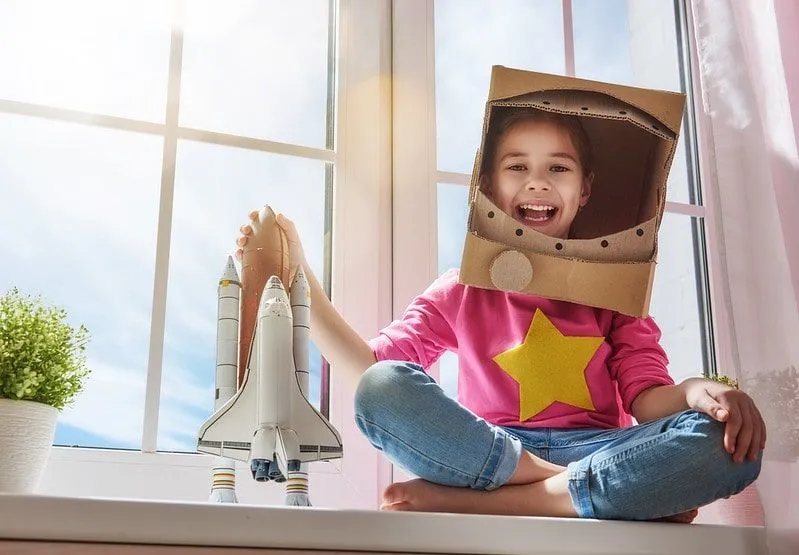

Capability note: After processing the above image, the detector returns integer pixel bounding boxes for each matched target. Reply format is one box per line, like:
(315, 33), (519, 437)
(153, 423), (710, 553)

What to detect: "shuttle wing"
(289, 370), (343, 463)
(196, 333), (260, 462)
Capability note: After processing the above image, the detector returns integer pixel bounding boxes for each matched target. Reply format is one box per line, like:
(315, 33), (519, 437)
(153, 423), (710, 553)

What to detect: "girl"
(235, 109), (765, 522)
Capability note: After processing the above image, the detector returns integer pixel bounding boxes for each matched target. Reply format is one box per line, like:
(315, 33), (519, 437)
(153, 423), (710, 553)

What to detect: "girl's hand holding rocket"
(236, 210), (308, 282)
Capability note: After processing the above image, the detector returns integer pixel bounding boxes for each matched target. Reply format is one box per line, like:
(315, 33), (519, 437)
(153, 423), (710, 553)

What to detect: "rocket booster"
(209, 257), (241, 504)
(216, 256), (240, 410)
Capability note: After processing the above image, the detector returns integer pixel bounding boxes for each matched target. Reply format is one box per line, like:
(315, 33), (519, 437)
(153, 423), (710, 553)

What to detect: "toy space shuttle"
(197, 206), (343, 506)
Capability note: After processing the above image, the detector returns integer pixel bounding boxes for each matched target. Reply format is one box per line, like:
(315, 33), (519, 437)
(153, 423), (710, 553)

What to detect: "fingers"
(698, 392), (729, 422)
(276, 213), (298, 237)
(732, 406), (752, 463)
(722, 405), (742, 455)
(746, 403), (762, 462)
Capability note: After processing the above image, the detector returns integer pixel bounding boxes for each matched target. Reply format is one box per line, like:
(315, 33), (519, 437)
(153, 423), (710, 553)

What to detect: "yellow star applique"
(493, 309), (605, 421)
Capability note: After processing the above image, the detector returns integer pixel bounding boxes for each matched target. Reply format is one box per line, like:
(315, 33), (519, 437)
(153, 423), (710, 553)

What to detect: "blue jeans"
(353, 360), (762, 520)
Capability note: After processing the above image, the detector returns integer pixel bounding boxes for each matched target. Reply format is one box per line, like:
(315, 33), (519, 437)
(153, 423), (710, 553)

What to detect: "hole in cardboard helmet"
(515, 228), (523, 236)
(636, 228), (644, 236)
(488, 211), (495, 218)
(601, 240), (609, 248)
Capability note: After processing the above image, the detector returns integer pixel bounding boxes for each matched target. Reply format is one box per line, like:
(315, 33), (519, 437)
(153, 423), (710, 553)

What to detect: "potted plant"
(0, 287), (91, 494)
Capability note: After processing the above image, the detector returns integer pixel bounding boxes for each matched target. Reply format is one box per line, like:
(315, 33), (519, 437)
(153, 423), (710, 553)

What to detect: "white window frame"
(390, 0), (724, 432)
(31, 0), (395, 509)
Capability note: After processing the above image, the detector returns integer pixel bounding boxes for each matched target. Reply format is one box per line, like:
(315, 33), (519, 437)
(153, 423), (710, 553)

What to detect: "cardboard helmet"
(458, 66), (687, 317)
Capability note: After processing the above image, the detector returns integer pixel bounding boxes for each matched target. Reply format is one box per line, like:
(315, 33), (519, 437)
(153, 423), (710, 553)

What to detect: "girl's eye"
(507, 164), (526, 171)
(550, 165), (570, 173)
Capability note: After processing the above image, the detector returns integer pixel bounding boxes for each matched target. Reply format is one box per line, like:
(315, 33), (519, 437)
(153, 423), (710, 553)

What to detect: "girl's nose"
(524, 175), (551, 191)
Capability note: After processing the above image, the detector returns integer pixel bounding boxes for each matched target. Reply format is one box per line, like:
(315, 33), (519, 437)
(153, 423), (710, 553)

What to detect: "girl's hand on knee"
(686, 379), (767, 464)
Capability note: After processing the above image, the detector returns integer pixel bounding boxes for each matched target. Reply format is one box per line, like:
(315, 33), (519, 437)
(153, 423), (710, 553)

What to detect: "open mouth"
(515, 203), (558, 226)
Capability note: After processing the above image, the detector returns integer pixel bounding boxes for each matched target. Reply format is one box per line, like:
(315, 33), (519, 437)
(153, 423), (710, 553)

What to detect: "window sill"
(0, 493), (767, 555)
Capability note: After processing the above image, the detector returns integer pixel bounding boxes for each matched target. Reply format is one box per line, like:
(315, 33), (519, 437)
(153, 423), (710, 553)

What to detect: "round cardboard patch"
(490, 250), (533, 291)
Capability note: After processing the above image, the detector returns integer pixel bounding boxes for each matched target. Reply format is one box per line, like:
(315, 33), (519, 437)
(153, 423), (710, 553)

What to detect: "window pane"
(179, 0), (332, 149)
(437, 183), (470, 275)
(436, 183), (470, 400)
(158, 140), (329, 452)
(435, 184), (706, 393)
(434, 0), (565, 175)
(650, 212), (706, 384)
(0, 0), (171, 122)
(0, 114), (163, 449)
(572, 0), (633, 85)
(572, 0), (692, 203)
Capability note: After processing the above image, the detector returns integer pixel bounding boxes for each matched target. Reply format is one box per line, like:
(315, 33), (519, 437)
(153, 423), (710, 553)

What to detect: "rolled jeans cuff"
(476, 429), (522, 491)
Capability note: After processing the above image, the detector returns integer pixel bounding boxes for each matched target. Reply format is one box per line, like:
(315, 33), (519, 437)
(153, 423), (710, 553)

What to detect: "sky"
(0, 0), (705, 452)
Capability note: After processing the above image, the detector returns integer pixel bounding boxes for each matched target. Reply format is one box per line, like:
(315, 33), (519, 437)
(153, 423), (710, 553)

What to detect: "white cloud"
(0, 0), (172, 121)
(58, 359), (147, 448)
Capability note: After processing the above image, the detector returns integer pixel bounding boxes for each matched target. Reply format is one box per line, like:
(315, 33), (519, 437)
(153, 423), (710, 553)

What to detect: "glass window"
(158, 141), (329, 452)
(0, 114), (163, 449)
(1, 1), (336, 453)
(649, 213), (706, 383)
(0, 0), (171, 122)
(434, 0), (565, 175)
(436, 182), (470, 399)
(572, 0), (633, 85)
(572, 0), (692, 204)
(179, 0), (332, 148)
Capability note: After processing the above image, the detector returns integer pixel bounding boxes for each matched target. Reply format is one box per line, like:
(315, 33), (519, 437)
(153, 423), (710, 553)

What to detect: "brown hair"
(479, 107), (594, 186)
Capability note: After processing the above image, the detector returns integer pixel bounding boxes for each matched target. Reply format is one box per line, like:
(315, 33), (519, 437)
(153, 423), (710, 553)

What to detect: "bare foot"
(380, 474), (578, 518)
(655, 508), (699, 524)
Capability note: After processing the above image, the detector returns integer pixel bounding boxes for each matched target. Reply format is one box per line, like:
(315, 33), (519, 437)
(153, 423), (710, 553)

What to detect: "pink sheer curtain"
(689, 0), (799, 552)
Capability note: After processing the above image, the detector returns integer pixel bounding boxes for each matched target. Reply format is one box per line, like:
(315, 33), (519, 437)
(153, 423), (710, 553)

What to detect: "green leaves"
(0, 287), (91, 411)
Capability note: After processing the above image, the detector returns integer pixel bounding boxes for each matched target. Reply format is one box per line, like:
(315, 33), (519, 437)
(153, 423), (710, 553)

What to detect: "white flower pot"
(0, 398), (59, 494)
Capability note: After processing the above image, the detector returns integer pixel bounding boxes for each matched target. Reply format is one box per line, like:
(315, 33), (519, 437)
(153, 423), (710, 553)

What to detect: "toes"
(382, 482), (404, 506)
(657, 508), (699, 524)
(239, 224), (252, 236)
(380, 501), (413, 512)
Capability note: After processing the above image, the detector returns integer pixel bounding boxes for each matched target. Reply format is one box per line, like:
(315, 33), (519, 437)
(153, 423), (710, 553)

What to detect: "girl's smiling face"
(481, 117), (593, 240)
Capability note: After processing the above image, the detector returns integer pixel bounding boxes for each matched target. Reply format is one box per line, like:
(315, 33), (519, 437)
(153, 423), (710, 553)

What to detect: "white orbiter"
(197, 206), (343, 506)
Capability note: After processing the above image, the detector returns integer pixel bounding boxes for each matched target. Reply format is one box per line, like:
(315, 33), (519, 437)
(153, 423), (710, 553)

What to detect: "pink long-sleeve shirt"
(368, 268), (674, 429)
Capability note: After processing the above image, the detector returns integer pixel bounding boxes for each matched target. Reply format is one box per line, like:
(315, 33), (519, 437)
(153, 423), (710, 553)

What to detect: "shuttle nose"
(257, 276), (291, 320)
(266, 275), (285, 290)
